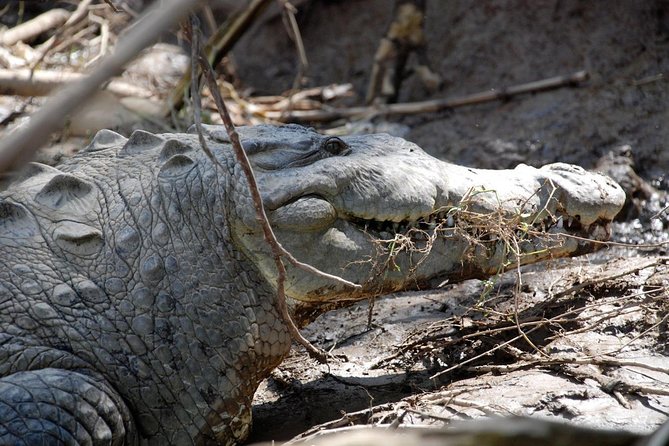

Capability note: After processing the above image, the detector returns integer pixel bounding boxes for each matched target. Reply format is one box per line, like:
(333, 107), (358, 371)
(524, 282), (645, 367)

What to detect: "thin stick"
(549, 259), (663, 300)
(168, 0), (273, 111)
(429, 324), (545, 380)
(278, 0), (309, 91)
(0, 8), (70, 46)
(103, 0), (121, 13)
(192, 20), (359, 363)
(85, 13), (111, 68)
(30, 0), (93, 71)
(0, 68), (149, 97)
(0, 0), (201, 175)
(512, 237), (549, 357)
(195, 64), (360, 287)
(259, 70), (589, 122)
(198, 54), (328, 362)
(470, 355), (669, 376)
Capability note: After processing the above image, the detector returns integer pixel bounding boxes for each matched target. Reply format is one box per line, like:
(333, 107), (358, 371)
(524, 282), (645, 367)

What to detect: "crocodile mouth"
(269, 195), (612, 245)
(349, 209), (611, 244)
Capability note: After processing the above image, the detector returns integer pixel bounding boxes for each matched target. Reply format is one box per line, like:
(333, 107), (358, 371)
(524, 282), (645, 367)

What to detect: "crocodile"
(0, 124), (624, 445)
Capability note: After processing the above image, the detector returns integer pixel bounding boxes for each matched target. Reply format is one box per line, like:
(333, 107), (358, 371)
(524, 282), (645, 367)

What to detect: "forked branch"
(186, 16), (359, 363)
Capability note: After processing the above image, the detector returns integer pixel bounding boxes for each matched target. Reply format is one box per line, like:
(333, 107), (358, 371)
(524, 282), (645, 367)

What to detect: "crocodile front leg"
(0, 368), (135, 445)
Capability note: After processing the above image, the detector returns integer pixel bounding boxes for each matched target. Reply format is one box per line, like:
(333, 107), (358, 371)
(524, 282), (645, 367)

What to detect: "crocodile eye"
(323, 137), (348, 155)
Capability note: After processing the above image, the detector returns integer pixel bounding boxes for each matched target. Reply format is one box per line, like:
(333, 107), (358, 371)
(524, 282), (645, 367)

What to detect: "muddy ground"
(250, 253), (668, 443)
(233, 1), (669, 443)
(1, 0), (668, 444)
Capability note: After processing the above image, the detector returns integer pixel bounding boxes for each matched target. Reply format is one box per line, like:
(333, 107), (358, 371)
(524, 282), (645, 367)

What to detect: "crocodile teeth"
(446, 216), (454, 227)
(555, 216), (563, 229)
(567, 217), (574, 228)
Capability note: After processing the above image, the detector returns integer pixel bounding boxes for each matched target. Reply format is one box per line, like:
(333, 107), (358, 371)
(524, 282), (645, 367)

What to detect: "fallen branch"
(284, 403), (400, 444)
(549, 258), (664, 300)
(469, 355), (669, 376)
(0, 0), (200, 175)
(0, 8), (71, 46)
(561, 364), (669, 398)
(278, 0), (309, 91)
(30, 0), (93, 71)
(0, 68), (151, 98)
(168, 0), (273, 111)
(365, 0), (439, 104)
(257, 70), (589, 122)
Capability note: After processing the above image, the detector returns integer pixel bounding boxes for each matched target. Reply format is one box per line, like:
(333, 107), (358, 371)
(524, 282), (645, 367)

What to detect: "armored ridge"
(0, 124), (624, 445)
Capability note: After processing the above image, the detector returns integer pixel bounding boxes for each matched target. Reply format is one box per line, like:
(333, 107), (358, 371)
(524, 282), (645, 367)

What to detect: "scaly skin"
(0, 124), (624, 445)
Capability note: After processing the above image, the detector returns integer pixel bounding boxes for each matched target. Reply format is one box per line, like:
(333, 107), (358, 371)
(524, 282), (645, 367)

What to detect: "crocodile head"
(220, 125), (624, 325)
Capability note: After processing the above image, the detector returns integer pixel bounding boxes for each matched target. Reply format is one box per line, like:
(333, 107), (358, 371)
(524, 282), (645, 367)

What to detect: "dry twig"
(257, 70), (589, 122)
(284, 403), (400, 444)
(0, 68), (151, 97)
(187, 17), (360, 363)
(278, 0), (309, 91)
(0, 0), (200, 175)
(366, 0), (439, 104)
(168, 0), (273, 111)
(103, 0), (122, 13)
(30, 0), (93, 71)
(0, 8), (70, 46)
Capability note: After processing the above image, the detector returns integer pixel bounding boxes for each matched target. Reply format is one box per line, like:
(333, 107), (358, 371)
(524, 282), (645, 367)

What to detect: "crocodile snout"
(537, 163), (626, 226)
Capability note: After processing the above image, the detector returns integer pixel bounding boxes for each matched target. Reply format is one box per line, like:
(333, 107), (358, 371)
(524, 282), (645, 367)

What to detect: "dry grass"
(367, 182), (565, 293)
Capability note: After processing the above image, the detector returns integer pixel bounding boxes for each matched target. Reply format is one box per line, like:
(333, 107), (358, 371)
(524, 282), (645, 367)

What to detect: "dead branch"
(168, 0), (273, 111)
(561, 364), (669, 398)
(30, 0), (93, 70)
(0, 46), (26, 69)
(278, 0), (309, 91)
(48, 24), (98, 55)
(85, 13), (111, 68)
(549, 258), (665, 300)
(189, 17), (360, 363)
(469, 355), (669, 376)
(103, 1), (122, 13)
(260, 70), (588, 122)
(0, 68), (151, 98)
(0, 8), (71, 46)
(284, 403), (400, 444)
(0, 0), (200, 176)
(366, 0), (440, 104)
